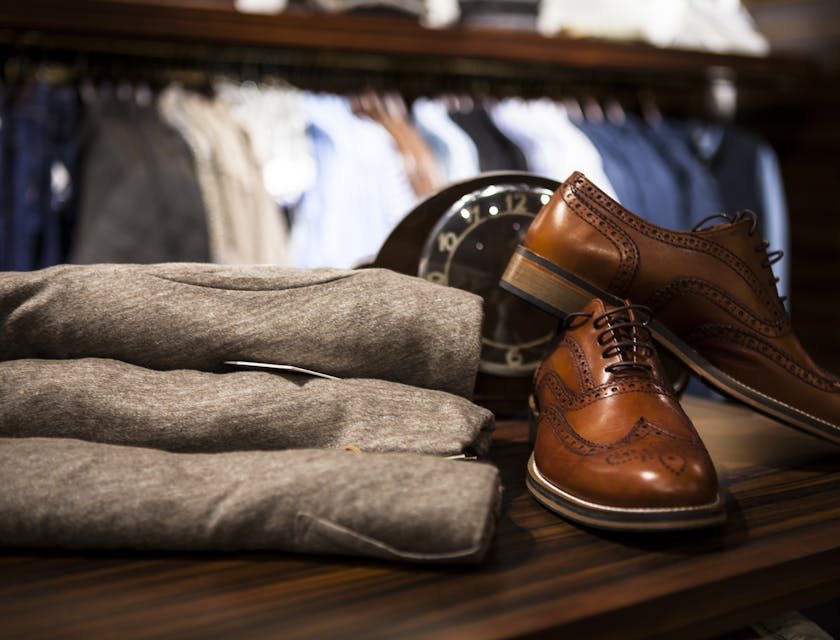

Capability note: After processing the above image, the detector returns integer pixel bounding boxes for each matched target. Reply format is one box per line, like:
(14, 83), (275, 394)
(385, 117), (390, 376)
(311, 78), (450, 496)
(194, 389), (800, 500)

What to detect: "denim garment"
(0, 81), (9, 269)
(47, 84), (79, 267)
(8, 81), (78, 271)
(8, 81), (50, 270)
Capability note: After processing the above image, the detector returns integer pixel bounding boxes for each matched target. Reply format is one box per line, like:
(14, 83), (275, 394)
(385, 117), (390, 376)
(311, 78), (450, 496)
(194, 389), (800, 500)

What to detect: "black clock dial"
(418, 184), (559, 376)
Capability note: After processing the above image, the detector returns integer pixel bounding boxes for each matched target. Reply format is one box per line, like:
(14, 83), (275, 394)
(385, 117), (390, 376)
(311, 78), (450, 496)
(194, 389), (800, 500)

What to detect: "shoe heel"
(501, 248), (594, 317)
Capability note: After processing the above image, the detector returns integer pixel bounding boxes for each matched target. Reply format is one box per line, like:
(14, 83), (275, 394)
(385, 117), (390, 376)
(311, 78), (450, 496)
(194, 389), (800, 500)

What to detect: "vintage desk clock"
(373, 172), (562, 412)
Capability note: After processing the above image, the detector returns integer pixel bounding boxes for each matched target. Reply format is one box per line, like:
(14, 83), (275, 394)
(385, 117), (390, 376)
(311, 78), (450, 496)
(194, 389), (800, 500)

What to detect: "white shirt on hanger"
(412, 97), (481, 183)
(292, 93), (416, 269)
(490, 97), (617, 197)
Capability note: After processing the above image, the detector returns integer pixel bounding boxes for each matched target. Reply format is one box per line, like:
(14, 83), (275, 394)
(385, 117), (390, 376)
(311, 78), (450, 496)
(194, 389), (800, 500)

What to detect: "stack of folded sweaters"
(0, 264), (501, 563)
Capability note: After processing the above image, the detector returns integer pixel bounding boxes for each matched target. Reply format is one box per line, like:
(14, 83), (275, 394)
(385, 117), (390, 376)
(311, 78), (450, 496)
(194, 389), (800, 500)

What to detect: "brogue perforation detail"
(538, 370), (672, 411)
(687, 324), (840, 392)
(571, 176), (785, 319)
(543, 408), (701, 476)
(562, 187), (639, 295)
(646, 277), (791, 336)
(563, 335), (594, 391)
(539, 370), (578, 407)
(658, 453), (688, 476)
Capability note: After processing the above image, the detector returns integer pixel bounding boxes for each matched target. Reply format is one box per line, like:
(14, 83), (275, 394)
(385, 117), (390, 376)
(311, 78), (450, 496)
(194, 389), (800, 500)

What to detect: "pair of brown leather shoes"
(502, 172), (840, 531)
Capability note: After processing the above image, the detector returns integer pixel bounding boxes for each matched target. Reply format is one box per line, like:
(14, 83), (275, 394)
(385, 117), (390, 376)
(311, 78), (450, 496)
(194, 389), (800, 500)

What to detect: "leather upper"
(532, 299), (719, 509)
(524, 172), (840, 429)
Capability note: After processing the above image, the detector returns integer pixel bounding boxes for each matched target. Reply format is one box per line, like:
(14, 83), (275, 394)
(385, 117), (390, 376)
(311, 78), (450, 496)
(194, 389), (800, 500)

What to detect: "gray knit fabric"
(0, 263), (483, 398)
(0, 438), (501, 563)
(0, 263), (500, 563)
(0, 358), (494, 456)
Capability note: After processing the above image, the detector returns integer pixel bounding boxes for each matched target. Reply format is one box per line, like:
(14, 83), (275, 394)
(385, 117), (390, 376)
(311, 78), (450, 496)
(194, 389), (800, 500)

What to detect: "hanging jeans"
(6, 81), (78, 270)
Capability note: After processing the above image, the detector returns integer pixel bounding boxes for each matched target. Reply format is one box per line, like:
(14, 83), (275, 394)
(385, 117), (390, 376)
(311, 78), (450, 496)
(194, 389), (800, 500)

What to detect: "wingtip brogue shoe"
(502, 172), (840, 446)
(527, 299), (724, 531)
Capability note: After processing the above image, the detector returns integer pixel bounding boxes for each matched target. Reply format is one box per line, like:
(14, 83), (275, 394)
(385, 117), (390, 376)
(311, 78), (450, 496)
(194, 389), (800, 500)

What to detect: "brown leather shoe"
(528, 298), (724, 530)
(502, 172), (840, 446)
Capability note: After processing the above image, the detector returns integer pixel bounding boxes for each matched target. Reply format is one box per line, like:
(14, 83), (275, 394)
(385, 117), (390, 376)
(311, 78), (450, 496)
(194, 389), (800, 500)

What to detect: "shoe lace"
(692, 210), (787, 305)
(564, 304), (655, 374)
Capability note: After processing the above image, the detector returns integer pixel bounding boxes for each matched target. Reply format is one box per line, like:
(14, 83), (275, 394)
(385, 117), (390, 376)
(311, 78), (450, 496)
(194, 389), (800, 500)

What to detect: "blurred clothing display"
(489, 98), (617, 200)
(158, 85), (289, 265)
(234, 0), (460, 28)
(291, 93), (417, 268)
(70, 86), (211, 264)
(2, 80), (78, 271)
(0, 78), (789, 302)
(683, 120), (791, 299)
(449, 105), (529, 172)
(537, 0), (769, 55)
(215, 79), (317, 208)
(411, 97), (481, 182)
(458, 0), (539, 29)
(231, 0), (771, 56)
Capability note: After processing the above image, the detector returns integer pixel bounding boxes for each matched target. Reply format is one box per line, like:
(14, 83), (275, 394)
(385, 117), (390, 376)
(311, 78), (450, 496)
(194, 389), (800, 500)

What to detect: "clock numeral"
(437, 231), (459, 254)
(504, 193), (528, 214)
(424, 271), (448, 285)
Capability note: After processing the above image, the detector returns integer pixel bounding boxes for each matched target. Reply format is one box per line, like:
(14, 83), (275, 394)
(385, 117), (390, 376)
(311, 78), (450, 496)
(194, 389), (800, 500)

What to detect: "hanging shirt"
(684, 120), (790, 301)
(603, 116), (685, 229)
(449, 106), (528, 172)
(158, 85), (289, 265)
(411, 97), (480, 182)
(490, 98), (617, 197)
(637, 114), (724, 228)
(574, 118), (645, 213)
(215, 80), (317, 208)
(292, 93), (415, 268)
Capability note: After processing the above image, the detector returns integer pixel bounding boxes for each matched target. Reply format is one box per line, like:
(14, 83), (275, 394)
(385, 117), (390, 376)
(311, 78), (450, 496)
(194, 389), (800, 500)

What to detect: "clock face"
(418, 183), (559, 377)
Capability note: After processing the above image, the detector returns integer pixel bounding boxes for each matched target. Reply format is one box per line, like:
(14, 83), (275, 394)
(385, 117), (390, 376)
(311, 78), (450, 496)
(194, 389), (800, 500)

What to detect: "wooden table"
(1, 397), (838, 639)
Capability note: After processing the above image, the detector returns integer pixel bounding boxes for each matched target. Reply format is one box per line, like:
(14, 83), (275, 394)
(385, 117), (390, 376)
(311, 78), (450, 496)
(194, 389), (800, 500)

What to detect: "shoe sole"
(501, 246), (840, 446)
(526, 453), (725, 531)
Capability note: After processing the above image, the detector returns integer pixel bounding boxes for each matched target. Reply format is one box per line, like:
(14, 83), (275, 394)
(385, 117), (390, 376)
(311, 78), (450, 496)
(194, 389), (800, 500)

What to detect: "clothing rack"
(0, 0), (820, 115)
(0, 37), (802, 127)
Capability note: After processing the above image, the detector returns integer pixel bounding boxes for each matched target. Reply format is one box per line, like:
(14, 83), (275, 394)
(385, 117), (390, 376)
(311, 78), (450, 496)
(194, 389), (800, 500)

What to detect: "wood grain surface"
(1, 397), (838, 639)
(0, 0), (817, 81)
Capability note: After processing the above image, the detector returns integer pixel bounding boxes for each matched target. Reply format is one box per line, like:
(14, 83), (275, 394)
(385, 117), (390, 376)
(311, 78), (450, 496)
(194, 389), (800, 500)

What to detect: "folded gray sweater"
(0, 438), (501, 563)
(0, 263), (483, 398)
(0, 357), (494, 456)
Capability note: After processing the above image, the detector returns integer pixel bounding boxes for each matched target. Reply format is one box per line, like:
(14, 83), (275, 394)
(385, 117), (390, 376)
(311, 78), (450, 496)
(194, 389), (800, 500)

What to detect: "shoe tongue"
(582, 298), (637, 325)
(580, 297), (606, 316)
(620, 299), (640, 325)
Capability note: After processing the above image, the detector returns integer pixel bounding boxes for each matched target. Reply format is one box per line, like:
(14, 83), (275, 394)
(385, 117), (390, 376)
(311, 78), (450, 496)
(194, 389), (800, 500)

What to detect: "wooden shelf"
(1, 398), (838, 639)
(0, 0), (818, 85)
